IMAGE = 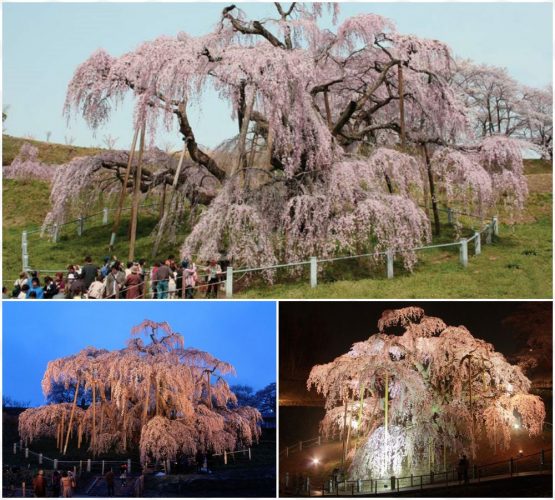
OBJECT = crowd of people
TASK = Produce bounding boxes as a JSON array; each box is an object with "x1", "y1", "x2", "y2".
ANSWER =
[
  {"x1": 31, "y1": 469, "x2": 76, "y2": 497},
  {"x1": 4, "y1": 255, "x2": 225, "y2": 300}
]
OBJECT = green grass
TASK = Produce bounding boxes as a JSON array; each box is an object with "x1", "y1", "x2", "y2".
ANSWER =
[
  {"x1": 2, "y1": 134, "x2": 552, "y2": 298},
  {"x1": 2, "y1": 134, "x2": 103, "y2": 165},
  {"x1": 238, "y1": 186, "x2": 553, "y2": 299},
  {"x1": 2, "y1": 178, "x2": 185, "y2": 281}
]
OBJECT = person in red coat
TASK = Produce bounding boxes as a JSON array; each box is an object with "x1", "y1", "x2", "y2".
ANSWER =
[{"x1": 125, "y1": 265, "x2": 143, "y2": 299}]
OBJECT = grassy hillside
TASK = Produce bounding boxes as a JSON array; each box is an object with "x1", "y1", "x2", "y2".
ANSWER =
[
  {"x1": 3, "y1": 134, "x2": 103, "y2": 165},
  {"x1": 2, "y1": 135, "x2": 552, "y2": 298},
  {"x1": 239, "y1": 159, "x2": 553, "y2": 298}
]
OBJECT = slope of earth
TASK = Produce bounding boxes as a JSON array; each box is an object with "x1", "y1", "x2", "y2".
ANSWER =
[{"x1": 239, "y1": 159, "x2": 552, "y2": 299}]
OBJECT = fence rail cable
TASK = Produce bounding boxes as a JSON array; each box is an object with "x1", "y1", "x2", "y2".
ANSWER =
[{"x1": 15, "y1": 209, "x2": 498, "y2": 297}]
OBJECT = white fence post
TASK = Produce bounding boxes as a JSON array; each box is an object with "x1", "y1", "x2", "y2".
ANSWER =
[
  {"x1": 22, "y1": 482, "x2": 26, "y2": 498},
  {"x1": 77, "y1": 216, "x2": 84, "y2": 236},
  {"x1": 103, "y1": 207, "x2": 109, "y2": 225},
  {"x1": 224, "y1": 450, "x2": 227, "y2": 465},
  {"x1": 474, "y1": 231, "x2": 481, "y2": 255},
  {"x1": 25, "y1": 447, "x2": 29, "y2": 458},
  {"x1": 128, "y1": 458, "x2": 132, "y2": 473},
  {"x1": 459, "y1": 239, "x2": 468, "y2": 268},
  {"x1": 318, "y1": 436, "x2": 321, "y2": 446},
  {"x1": 310, "y1": 257, "x2": 317, "y2": 288},
  {"x1": 109, "y1": 232, "x2": 116, "y2": 248},
  {"x1": 87, "y1": 459, "x2": 91, "y2": 472},
  {"x1": 447, "y1": 208, "x2": 453, "y2": 225},
  {"x1": 299, "y1": 441, "x2": 303, "y2": 451},
  {"x1": 492, "y1": 216, "x2": 499, "y2": 237},
  {"x1": 39, "y1": 453, "x2": 43, "y2": 464},
  {"x1": 21, "y1": 231, "x2": 28, "y2": 271},
  {"x1": 54, "y1": 459, "x2": 58, "y2": 470},
  {"x1": 102, "y1": 460, "x2": 105, "y2": 475},
  {"x1": 13, "y1": 443, "x2": 17, "y2": 455},
  {"x1": 53, "y1": 223, "x2": 59, "y2": 243},
  {"x1": 386, "y1": 250, "x2": 394, "y2": 279},
  {"x1": 248, "y1": 448, "x2": 251, "y2": 460},
  {"x1": 226, "y1": 267, "x2": 233, "y2": 298}
]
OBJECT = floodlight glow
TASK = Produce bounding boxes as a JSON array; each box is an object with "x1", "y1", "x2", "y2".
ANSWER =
[{"x1": 312, "y1": 458, "x2": 320, "y2": 465}]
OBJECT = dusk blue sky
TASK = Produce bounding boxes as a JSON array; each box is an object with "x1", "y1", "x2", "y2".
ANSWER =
[
  {"x1": 2, "y1": 301, "x2": 276, "y2": 407},
  {"x1": 3, "y1": 2, "x2": 552, "y2": 149}
]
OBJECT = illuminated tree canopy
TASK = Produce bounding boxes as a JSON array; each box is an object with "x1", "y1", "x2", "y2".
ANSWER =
[
  {"x1": 307, "y1": 307, "x2": 545, "y2": 478},
  {"x1": 18, "y1": 320, "x2": 261, "y2": 464}
]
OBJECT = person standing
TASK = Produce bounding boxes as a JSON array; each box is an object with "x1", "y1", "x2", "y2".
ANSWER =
[
  {"x1": 60, "y1": 471, "x2": 73, "y2": 497},
  {"x1": 33, "y1": 470, "x2": 47, "y2": 497},
  {"x1": 81, "y1": 256, "x2": 98, "y2": 290},
  {"x1": 150, "y1": 262, "x2": 159, "y2": 299},
  {"x1": 105, "y1": 264, "x2": 124, "y2": 299},
  {"x1": 205, "y1": 259, "x2": 222, "y2": 299},
  {"x1": 125, "y1": 266, "x2": 143, "y2": 299},
  {"x1": 87, "y1": 276, "x2": 105, "y2": 299},
  {"x1": 156, "y1": 260, "x2": 171, "y2": 299},
  {"x1": 51, "y1": 470, "x2": 61, "y2": 498},
  {"x1": 104, "y1": 468, "x2": 115, "y2": 497},
  {"x1": 43, "y1": 276, "x2": 59, "y2": 299},
  {"x1": 26, "y1": 278, "x2": 44, "y2": 299}
]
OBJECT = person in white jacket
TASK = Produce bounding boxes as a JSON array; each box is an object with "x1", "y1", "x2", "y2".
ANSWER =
[{"x1": 87, "y1": 276, "x2": 105, "y2": 299}]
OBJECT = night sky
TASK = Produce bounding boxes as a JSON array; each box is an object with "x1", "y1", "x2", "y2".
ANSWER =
[
  {"x1": 3, "y1": 301, "x2": 276, "y2": 407},
  {"x1": 279, "y1": 301, "x2": 552, "y2": 389}
]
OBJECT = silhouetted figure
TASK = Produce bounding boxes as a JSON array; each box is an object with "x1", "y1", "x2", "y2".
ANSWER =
[
  {"x1": 33, "y1": 470, "x2": 47, "y2": 497},
  {"x1": 105, "y1": 468, "x2": 115, "y2": 496},
  {"x1": 457, "y1": 454, "x2": 469, "y2": 484}
]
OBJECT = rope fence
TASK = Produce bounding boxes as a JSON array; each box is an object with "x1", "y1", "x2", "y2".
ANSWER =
[{"x1": 13, "y1": 207, "x2": 500, "y2": 298}]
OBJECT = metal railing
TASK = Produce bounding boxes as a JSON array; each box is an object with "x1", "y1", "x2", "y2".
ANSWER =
[
  {"x1": 13, "y1": 207, "x2": 499, "y2": 297},
  {"x1": 20, "y1": 203, "x2": 159, "y2": 270},
  {"x1": 224, "y1": 214, "x2": 498, "y2": 297},
  {"x1": 279, "y1": 436, "x2": 331, "y2": 460},
  {"x1": 280, "y1": 448, "x2": 552, "y2": 496}
]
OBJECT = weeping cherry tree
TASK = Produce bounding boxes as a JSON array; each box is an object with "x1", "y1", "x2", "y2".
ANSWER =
[
  {"x1": 307, "y1": 307, "x2": 545, "y2": 478},
  {"x1": 18, "y1": 320, "x2": 261, "y2": 465}
]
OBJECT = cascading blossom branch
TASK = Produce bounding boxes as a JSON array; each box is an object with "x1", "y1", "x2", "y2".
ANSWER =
[
  {"x1": 307, "y1": 307, "x2": 545, "y2": 479},
  {"x1": 4, "y1": 143, "x2": 55, "y2": 183},
  {"x1": 56, "y1": 3, "x2": 530, "y2": 271},
  {"x1": 19, "y1": 320, "x2": 262, "y2": 464}
]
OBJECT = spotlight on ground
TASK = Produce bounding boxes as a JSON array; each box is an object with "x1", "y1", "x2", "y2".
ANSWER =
[{"x1": 312, "y1": 458, "x2": 320, "y2": 465}]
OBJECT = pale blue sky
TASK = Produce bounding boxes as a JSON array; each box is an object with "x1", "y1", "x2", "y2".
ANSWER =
[
  {"x1": 3, "y1": 2, "x2": 552, "y2": 149},
  {"x1": 3, "y1": 300, "x2": 276, "y2": 407}
]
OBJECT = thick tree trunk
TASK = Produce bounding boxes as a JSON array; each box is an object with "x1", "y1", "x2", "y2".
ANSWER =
[
  {"x1": 422, "y1": 144, "x2": 441, "y2": 236},
  {"x1": 398, "y1": 63, "x2": 405, "y2": 147}
]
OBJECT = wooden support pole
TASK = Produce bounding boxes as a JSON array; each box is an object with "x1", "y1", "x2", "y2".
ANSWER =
[
  {"x1": 110, "y1": 127, "x2": 139, "y2": 250},
  {"x1": 128, "y1": 124, "x2": 146, "y2": 262},
  {"x1": 63, "y1": 377, "x2": 80, "y2": 455}
]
